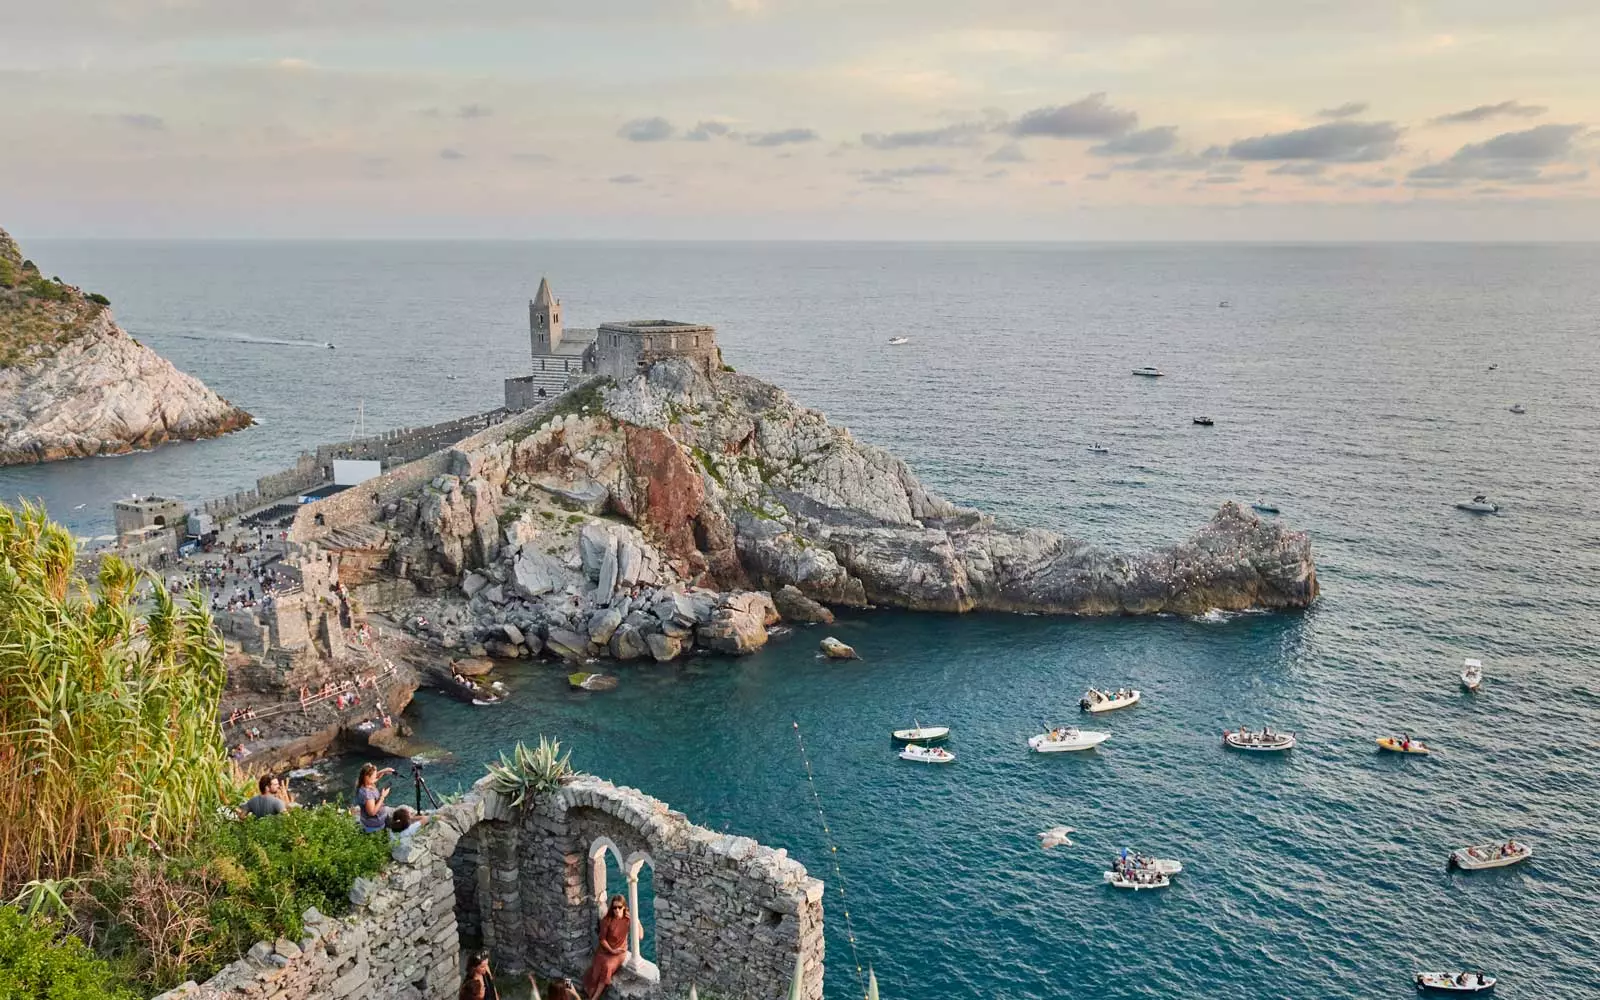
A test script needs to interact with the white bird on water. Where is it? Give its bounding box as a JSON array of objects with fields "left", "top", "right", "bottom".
[{"left": 1037, "top": 826, "right": 1076, "bottom": 849}]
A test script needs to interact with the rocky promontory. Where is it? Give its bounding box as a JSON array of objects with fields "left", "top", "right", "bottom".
[
  {"left": 295, "top": 358, "right": 1316, "bottom": 664},
  {"left": 0, "top": 226, "right": 252, "bottom": 465}
]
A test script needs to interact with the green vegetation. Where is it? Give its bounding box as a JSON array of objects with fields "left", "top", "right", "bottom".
[
  {"left": 0, "top": 501, "right": 392, "bottom": 996},
  {"left": 0, "top": 907, "right": 139, "bottom": 1000},
  {"left": 0, "top": 501, "right": 232, "bottom": 894},
  {"left": 87, "top": 293, "right": 111, "bottom": 306},
  {"left": 483, "top": 737, "right": 577, "bottom": 807},
  {"left": 1, "top": 229, "right": 108, "bottom": 367},
  {"left": 76, "top": 806, "right": 390, "bottom": 992}
]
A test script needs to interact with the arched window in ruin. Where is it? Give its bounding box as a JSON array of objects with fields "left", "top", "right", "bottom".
[{"left": 587, "top": 838, "right": 660, "bottom": 982}]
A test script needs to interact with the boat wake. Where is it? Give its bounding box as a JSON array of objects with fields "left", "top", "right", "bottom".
[{"left": 162, "top": 330, "right": 334, "bottom": 349}]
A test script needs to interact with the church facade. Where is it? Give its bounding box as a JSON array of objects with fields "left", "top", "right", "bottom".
[{"left": 504, "top": 278, "right": 723, "bottom": 411}]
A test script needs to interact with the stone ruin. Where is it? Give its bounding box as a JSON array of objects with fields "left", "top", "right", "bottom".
[{"left": 154, "top": 775, "right": 824, "bottom": 1000}]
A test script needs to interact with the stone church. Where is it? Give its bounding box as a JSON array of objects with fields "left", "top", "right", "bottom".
[{"left": 504, "top": 278, "right": 723, "bottom": 411}]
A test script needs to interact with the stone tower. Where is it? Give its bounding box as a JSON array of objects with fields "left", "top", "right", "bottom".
[{"left": 529, "top": 276, "right": 563, "bottom": 355}]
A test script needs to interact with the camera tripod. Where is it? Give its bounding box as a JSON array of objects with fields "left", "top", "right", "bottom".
[{"left": 412, "top": 762, "right": 443, "bottom": 812}]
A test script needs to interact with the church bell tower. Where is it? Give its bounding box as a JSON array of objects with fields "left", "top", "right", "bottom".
[{"left": 530, "top": 276, "right": 563, "bottom": 356}]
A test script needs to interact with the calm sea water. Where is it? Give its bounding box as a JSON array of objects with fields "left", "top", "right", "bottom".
[{"left": 6, "top": 242, "right": 1600, "bottom": 998}]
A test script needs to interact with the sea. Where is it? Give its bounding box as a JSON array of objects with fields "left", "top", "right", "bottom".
[{"left": 4, "top": 241, "right": 1600, "bottom": 999}]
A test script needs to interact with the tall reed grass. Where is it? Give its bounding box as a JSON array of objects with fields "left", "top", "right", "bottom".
[{"left": 0, "top": 501, "right": 232, "bottom": 896}]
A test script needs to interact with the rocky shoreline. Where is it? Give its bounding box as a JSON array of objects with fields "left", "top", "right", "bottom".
[
  {"left": 290, "top": 359, "right": 1318, "bottom": 671},
  {"left": 0, "top": 225, "right": 252, "bottom": 465}
]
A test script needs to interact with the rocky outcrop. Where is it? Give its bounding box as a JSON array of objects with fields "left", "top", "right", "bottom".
[{"left": 0, "top": 225, "right": 252, "bottom": 465}]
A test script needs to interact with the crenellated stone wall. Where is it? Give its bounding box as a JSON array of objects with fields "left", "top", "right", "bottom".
[{"left": 154, "top": 774, "right": 824, "bottom": 1000}]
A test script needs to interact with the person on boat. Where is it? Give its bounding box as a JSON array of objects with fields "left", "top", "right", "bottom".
[
  {"left": 1476, "top": 972, "right": 1486, "bottom": 985},
  {"left": 583, "top": 894, "right": 631, "bottom": 1000}
]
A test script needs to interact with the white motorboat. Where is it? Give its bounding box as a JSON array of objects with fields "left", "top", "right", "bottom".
[
  {"left": 1508, "top": 404, "right": 1524, "bottom": 414},
  {"left": 898, "top": 743, "right": 955, "bottom": 764},
  {"left": 1105, "top": 868, "right": 1170, "bottom": 890},
  {"left": 1416, "top": 971, "right": 1496, "bottom": 992},
  {"left": 1460, "top": 658, "right": 1483, "bottom": 692},
  {"left": 887, "top": 336, "right": 909, "bottom": 346},
  {"left": 1132, "top": 366, "right": 1165, "bottom": 377},
  {"left": 1028, "top": 727, "right": 1110, "bottom": 753},
  {"left": 1251, "top": 499, "right": 1280, "bottom": 515},
  {"left": 892, "top": 724, "right": 949, "bottom": 742},
  {"left": 1080, "top": 688, "right": 1141, "bottom": 713},
  {"left": 1109, "top": 851, "right": 1183, "bottom": 877},
  {"left": 1037, "top": 826, "right": 1076, "bottom": 849},
  {"left": 1222, "top": 727, "right": 1295, "bottom": 752},
  {"left": 1455, "top": 495, "right": 1499, "bottom": 513},
  {"left": 1448, "top": 841, "right": 1530, "bottom": 871},
  {"left": 1088, "top": 443, "right": 1110, "bottom": 454}
]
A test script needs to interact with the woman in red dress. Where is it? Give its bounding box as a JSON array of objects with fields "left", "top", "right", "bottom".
[{"left": 583, "top": 894, "right": 632, "bottom": 1000}]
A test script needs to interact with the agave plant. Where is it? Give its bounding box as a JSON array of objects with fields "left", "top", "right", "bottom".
[{"left": 483, "top": 736, "right": 576, "bottom": 807}]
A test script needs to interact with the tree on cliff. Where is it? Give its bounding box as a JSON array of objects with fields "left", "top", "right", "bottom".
[{"left": 0, "top": 501, "right": 232, "bottom": 896}]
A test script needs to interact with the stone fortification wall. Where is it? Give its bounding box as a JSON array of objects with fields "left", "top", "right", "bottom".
[
  {"left": 592, "top": 323, "right": 720, "bottom": 382},
  {"left": 155, "top": 774, "right": 823, "bottom": 1000},
  {"left": 201, "top": 410, "right": 510, "bottom": 522}
]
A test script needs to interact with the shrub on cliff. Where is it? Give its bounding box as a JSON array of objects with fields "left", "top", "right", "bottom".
[
  {"left": 75, "top": 805, "right": 391, "bottom": 992},
  {"left": 0, "top": 502, "right": 233, "bottom": 897},
  {"left": 0, "top": 906, "right": 139, "bottom": 1000}
]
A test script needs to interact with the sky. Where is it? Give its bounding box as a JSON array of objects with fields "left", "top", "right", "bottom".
[{"left": 2, "top": 0, "right": 1598, "bottom": 240}]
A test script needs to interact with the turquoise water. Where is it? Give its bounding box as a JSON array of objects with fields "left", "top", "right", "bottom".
[{"left": 5, "top": 242, "right": 1600, "bottom": 997}]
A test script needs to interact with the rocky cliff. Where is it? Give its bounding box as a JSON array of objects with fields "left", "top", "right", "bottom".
[
  {"left": 301, "top": 358, "right": 1315, "bottom": 662},
  {"left": 0, "top": 226, "right": 252, "bottom": 465}
]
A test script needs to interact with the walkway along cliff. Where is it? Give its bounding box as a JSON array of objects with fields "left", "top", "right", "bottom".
[
  {"left": 153, "top": 774, "right": 824, "bottom": 1000},
  {"left": 284, "top": 357, "right": 1318, "bottom": 664}
]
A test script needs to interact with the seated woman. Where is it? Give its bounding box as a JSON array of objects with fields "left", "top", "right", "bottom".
[
  {"left": 353, "top": 763, "right": 396, "bottom": 834},
  {"left": 582, "top": 894, "right": 632, "bottom": 1000}
]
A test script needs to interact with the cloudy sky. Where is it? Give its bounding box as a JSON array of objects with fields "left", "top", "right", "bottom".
[{"left": 3, "top": 0, "right": 1598, "bottom": 239}]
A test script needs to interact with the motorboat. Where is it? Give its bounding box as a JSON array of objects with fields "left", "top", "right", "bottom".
[
  {"left": 1105, "top": 868, "right": 1170, "bottom": 890},
  {"left": 1088, "top": 443, "right": 1110, "bottom": 454},
  {"left": 1377, "top": 736, "right": 1432, "bottom": 755},
  {"left": 1508, "top": 404, "right": 1524, "bottom": 414},
  {"left": 1037, "top": 826, "right": 1076, "bottom": 849},
  {"left": 1448, "top": 841, "right": 1530, "bottom": 871},
  {"left": 471, "top": 696, "right": 501, "bottom": 706},
  {"left": 1080, "top": 688, "right": 1141, "bottom": 713},
  {"left": 1193, "top": 416, "right": 1214, "bottom": 426},
  {"left": 1487, "top": 364, "right": 1498, "bottom": 371},
  {"left": 1416, "top": 972, "right": 1495, "bottom": 993},
  {"left": 1218, "top": 300, "right": 1231, "bottom": 308},
  {"left": 1455, "top": 495, "right": 1499, "bottom": 513},
  {"left": 892, "top": 724, "right": 950, "bottom": 742},
  {"left": 1109, "top": 851, "right": 1183, "bottom": 877},
  {"left": 1132, "top": 366, "right": 1165, "bottom": 377},
  {"left": 1251, "top": 500, "right": 1280, "bottom": 515},
  {"left": 1028, "top": 727, "right": 1110, "bottom": 752},
  {"left": 1460, "top": 658, "right": 1483, "bottom": 692},
  {"left": 1222, "top": 727, "right": 1295, "bottom": 752},
  {"left": 898, "top": 743, "right": 955, "bottom": 764},
  {"left": 887, "top": 336, "right": 909, "bottom": 346}
]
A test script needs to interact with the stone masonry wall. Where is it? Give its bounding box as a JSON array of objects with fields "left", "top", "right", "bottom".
[{"left": 155, "top": 774, "right": 823, "bottom": 1000}]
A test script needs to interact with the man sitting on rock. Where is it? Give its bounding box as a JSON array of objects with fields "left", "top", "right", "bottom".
[{"left": 240, "top": 774, "right": 293, "bottom": 819}]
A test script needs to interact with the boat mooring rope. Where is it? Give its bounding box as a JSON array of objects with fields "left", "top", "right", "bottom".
[{"left": 791, "top": 720, "right": 870, "bottom": 1000}]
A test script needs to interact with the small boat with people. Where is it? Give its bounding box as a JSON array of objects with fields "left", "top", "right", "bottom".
[
  {"left": 1448, "top": 840, "right": 1530, "bottom": 871},
  {"left": 1132, "top": 366, "right": 1165, "bottom": 377},
  {"left": 1508, "top": 404, "right": 1524, "bottom": 414},
  {"left": 888, "top": 336, "right": 909, "bottom": 346},
  {"left": 1416, "top": 971, "right": 1495, "bottom": 993},
  {"left": 1251, "top": 499, "right": 1280, "bottom": 515},
  {"left": 1028, "top": 727, "right": 1110, "bottom": 753},
  {"left": 1108, "top": 849, "right": 1183, "bottom": 878},
  {"left": 1088, "top": 443, "right": 1110, "bottom": 454},
  {"left": 1455, "top": 495, "right": 1499, "bottom": 513},
  {"left": 1460, "top": 658, "right": 1483, "bottom": 692},
  {"left": 898, "top": 743, "right": 955, "bottom": 764},
  {"left": 1222, "top": 726, "right": 1295, "bottom": 752},
  {"left": 1080, "top": 687, "right": 1140, "bottom": 713},
  {"left": 1105, "top": 867, "right": 1170, "bottom": 890},
  {"left": 892, "top": 723, "right": 950, "bottom": 742},
  {"left": 1377, "top": 735, "right": 1432, "bottom": 755},
  {"left": 1193, "top": 416, "right": 1214, "bottom": 426}
]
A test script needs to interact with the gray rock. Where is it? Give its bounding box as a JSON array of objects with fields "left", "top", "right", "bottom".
[
  {"left": 484, "top": 640, "right": 521, "bottom": 659},
  {"left": 587, "top": 608, "right": 623, "bottom": 645},
  {"left": 512, "top": 550, "right": 565, "bottom": 597},
  {"left": 597, "top": 536, "right": 620, "bottom": 603},
  {"left": 536, "top": 478, "right": 610, "bottom": 514},
  {"left": 609, "top": 625, "right": 649, "bottom": 661},
  {"left": 617, "top": 540, "right": 642, "bottom": 586},
  {"left": 483, "top": 584, "right": 505, "bottom": 605},
  {"left": 819, "top": 636, "right": 859, "bottom": 659},
  {"left": 578, "top": 523, "right": 612, "bottom": 580},
  {"left": 567, "top": 671, "right": 618, "bottom": 691},
  {"left": 774, "top": 584, "right": 834, "bottom": 624},
  {"left": 647, "top": 633, "right": 684, "bottom": 662},
  {"left": 501, "top": 623, "right": 525, "bottom": 646},
  {"left": 461, "top": 571, "right": 489, "bottom": 597},
  {"left": 545, "top": 628, "right": 591, "bottom": 661}
]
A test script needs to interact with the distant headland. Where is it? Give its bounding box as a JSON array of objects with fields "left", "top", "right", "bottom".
[{"left": 0, "top": 225, "right": 252, "bottom": 465}]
